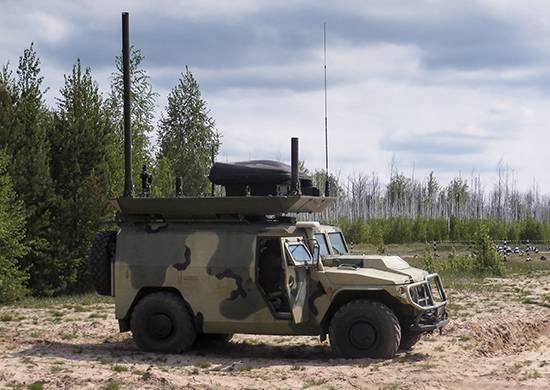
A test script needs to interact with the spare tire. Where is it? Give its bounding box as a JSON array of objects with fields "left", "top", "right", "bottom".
[{"left": 89, "top": 231, "right": 117, "bottom": 296}]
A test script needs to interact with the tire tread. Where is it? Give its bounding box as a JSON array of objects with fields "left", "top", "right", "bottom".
[{"left": 329, "top": 299, "right": 401, "bottom": 358}]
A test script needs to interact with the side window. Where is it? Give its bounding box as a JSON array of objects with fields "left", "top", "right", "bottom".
[
  {"left": 287, "top": 243, "right": 312, "bottom": 265},
  {"left": 328, "top": 232, "right": 348, "bottom": 254},
  {"left": 314, "top": 233, "right": 330, "bottom": 256}
]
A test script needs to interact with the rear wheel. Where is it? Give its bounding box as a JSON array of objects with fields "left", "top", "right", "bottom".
[
  {"left": 131, "top": 292, "right": 196, "bottom": 353},
  {"left": 329, "top": 299, "right": 401, "bottom": 359}
]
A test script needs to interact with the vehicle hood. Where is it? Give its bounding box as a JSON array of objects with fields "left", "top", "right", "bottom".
[{"left": 322, "top": 254, "right": 428, "bottom": 285}]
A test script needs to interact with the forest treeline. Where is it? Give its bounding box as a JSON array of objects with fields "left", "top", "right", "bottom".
[
  {"left": 309, "top": 165, "right": 550, "bottom": 245},
  {"left": 334, "top": 217, "right": 550, "bottom": 246},
  {"left": 1, "top": 44, "right": 549, "bottom": 302},
  {"left": 0, "top": 45, "right": 219, "bottom": 301}
]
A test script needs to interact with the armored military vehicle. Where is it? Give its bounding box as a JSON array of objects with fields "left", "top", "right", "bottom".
[{"left": 89, "top": 13, "right": 448, "bottom": 359}]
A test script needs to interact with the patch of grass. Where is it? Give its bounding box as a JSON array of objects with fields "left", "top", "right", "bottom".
[
  {"left": 112, "top": 364, "right": 128, "bottom": 373},
  {"left": 29, "top": 331, "right": 41, "bottom": 338},
  {"left": 14, "top": 293, "right": 113, "bottom": 308},
  {"left": 522, "top": 369, "right": 541, "bottom": 380},
  {"left": 521, "top": 298, "right": 550, "bottom": 308},
  {"left": 380, "top": 385, "right": 399, "bottom": 390},
  {"left": 27, "top": 382, "right": 45, "bottom": 390},
  {"left": 88, "top": 313, "right": 107, "bottom": 319},
  {"left": 50, "top": 365, "right": 63, "bottom": 374},
  {"left": 0, "top": 314, "right": 14, "bottom": 322},
  {"left": 194, "top": 361, "right": 211, "bottom": 369},
  {"left": 302, "top": 378, "right": 328, "bottom": 388},
  {"left": 49, "top": 310, "right": 64, "bottom": 318},
  {"left": 104, "top": 380, "right": 120, "bottom": 390},
  {"left": 60, "top": 332, "right": 77, "bottom": 340},
  {"left": 291, "top": 365, "right": 305, "bottom": 371},
  {"left": 507, "top": 362, "right": 525, "bottom": 375}
]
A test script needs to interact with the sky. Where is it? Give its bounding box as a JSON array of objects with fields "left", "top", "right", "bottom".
[{"left": 2, "top": 0, "right": 550, "bottom": 192}]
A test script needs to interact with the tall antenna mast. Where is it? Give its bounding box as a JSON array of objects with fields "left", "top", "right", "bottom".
[{"left": 323, "top": 22, "right": 330, "bottom": 197}]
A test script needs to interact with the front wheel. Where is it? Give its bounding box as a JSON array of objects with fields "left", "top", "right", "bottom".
[
  {"left": 329, "top": 299, "right": 401, "bottom": 358},
  {"left": 131, "top": 292, "right": 196, "bottom": 353}
]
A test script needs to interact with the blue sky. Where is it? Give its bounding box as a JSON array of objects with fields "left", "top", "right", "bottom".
[{"left": 2, "top": 0, "right": 550, "bottom": 191}]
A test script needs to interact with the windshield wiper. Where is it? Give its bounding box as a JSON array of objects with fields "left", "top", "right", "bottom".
[{"left": 332, "top": 245, "right": 342, "bottom": 255}]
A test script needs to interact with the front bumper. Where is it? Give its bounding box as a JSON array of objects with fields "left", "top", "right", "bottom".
[
  {"left": 410, "top": 306, "right": 449, "bottom": 333},
  {"left": 405, "top": 273, "right": 449, "bottom": 333}
]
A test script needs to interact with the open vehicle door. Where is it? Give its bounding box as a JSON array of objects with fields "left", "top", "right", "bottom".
[{"left": 281, "top": 237, "right": 312, "bottom": 323}]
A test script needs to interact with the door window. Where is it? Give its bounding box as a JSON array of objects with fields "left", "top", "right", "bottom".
[{"left": 287, "top": 243, "right": 312, "bottom": 265}]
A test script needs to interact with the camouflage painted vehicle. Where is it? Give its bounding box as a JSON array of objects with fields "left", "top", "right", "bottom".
[
  {"left": 90, "top": 169, "right": 448, "bottom": 359},
  {"left": 89, "top": 13, "right": 448, "bottom": 359}
]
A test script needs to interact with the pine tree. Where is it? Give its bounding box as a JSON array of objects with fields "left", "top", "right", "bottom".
[
  {"left": 49, "top": 59, "right": 114, "bottom": 293},
  {"left": 0, "top": 65, "right": 17, "bottom": 144},
  {"left": 0, "top": 45, "right": 55, "bottom": 296},
  {"left": 106, "top": 48, "right": 157, "bottom": 197},
  {"left": 156, "top": 67, "right": 220, "bottom": 196},
  {"left": 0, "top": 150, "right": 28, "bottom": 303}
]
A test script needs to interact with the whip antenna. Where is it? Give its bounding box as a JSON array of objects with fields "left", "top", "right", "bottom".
[{"left": 323, "top": 23, "right": 330, "bottom": 197}]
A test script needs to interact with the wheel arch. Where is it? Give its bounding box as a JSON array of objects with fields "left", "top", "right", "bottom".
[
  {"left": 118, "top": 286, "right": 200, "bottom": 333},
  {"left": 319, "top": 288, "right": 412, "bottom": 339}
]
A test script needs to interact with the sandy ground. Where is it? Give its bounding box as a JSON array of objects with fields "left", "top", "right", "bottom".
[{"left": 0, "top": 273, "right": 549, "bottom": 390}]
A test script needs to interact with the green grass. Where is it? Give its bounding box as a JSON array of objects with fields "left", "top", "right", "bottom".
[
  {"left": 194, "top": 361, "right": 211, "bottom": 369},
  {"left": 104, "top": 380, "right": 120, "bottom": 390},
  {"left": 303, "top": 378, "right": 328, "bottom": 388},
  {"left": 0, "top": 314, "right": 14, "bottom": 321},
  {"left": 27, "top": 382, "right": 45, "bottom": 390},
  {"left": 112, "top": 364, "right": 128, "bottom": 373},
  {"left": 10, "top": 293, "right": 112, "bottom": 308}
]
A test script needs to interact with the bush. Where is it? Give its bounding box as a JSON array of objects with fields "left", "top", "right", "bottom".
[
  {"left": 421, "top": 247, "right": 473, "bottom": 274},
  {"left": 472, "top": 224, "right": 505, "bottom": 276}
]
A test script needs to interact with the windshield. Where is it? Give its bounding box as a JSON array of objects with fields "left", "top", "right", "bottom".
[
  {"left": 328, "top": 232, "right": 348, "bottom": 254},
  {"left": 314, "top": 233, "right": 330, "bottom": 256},
  {"left": 288, "top": 243, "right": 313, "bottom": 264}
]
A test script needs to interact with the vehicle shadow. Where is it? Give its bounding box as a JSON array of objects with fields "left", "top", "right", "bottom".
[{"left": 12, "top": 337, "right": 430, "bottom": 369}]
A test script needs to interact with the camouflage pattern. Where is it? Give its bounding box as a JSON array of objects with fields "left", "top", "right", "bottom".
[{"left": 113, "top": 217, "right": 435, "bottom": 336}]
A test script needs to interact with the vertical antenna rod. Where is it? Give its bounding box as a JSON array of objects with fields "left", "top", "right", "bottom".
[
  {"left": 291, "top": 137, "right": 301, "bottom": 195},
  {"left": 122, "top": 12, "right": 133, "bottom": 197},
  {"left": 323, "top": 23, "right": 330, "bottom": 197}
]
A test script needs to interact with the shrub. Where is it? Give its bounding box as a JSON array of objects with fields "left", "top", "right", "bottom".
[{"left": 472, "top": 224, "right": 505, "bottom": 276}]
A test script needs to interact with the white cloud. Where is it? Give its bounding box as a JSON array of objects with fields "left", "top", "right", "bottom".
[{"left": 2, "top": 0, "right": 550, "bottom": 192}]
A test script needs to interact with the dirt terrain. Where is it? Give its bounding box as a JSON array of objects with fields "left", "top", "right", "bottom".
[{"left": 1, "top": 273, "right": 549, "bottom": 390}]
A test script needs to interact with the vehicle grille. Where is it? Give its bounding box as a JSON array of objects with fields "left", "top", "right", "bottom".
[
  {"left": 410, "top": 283, "right": 433, "bottom": 307},
  {"left": 408, "top": 274, "right": 447, "bottom": 310}
]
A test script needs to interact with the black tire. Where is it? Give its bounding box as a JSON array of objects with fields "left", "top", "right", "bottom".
[
  {"left": 329, "top": 299, "right": 401, "bottom": 359},
  {"left": 89, "top": 231, "right": 117, "bottom": 296},
  {"left": 194, "top": 333, "right": 233, "bottom": 348},
  {"left": 131, "top": 292, "right": 196, "bottom": 353},
  {"left": 399, "top": 332, "right": 422, "bottom": 351}
]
